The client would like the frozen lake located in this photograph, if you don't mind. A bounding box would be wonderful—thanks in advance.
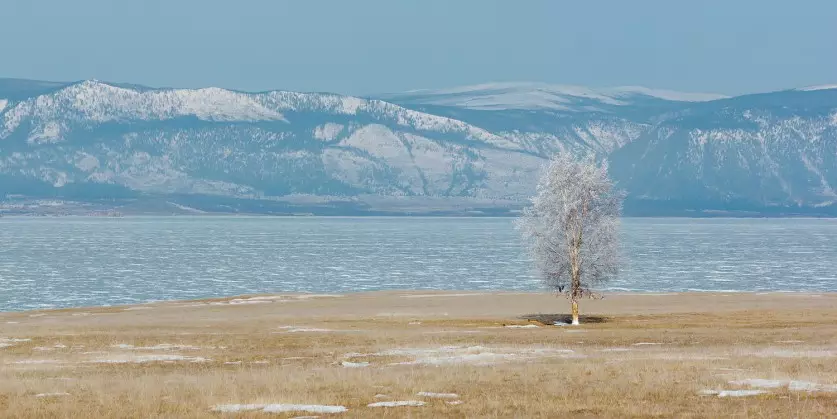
[1,216,836,311]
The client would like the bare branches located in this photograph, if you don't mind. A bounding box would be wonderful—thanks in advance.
[516,152,623,303]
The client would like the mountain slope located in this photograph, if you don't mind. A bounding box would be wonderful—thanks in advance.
[1,79,835,215]
[610,89,837,212]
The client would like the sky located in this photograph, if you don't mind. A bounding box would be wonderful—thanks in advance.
[2,0,836,96]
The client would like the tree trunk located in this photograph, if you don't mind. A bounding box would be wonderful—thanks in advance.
[571,300,579,325]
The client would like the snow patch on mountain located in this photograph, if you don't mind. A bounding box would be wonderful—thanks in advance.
[65,149,261,197]
[74,153,100,172]
[477,149,542,200]
[609,86,729,102]
[400,133,469,194]
[65,81,288,122]
[3,80,288,130]
[0,99,7,113]
[797,84,837,92]
[28,121,63,144]
[383,82,727,111]
[313,123,344,141]
[388,82,622,111]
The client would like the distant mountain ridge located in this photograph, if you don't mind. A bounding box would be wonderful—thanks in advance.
[376,81,729,111]
[1,78,835,216]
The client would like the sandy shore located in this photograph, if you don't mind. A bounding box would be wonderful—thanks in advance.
[1,291,836,417]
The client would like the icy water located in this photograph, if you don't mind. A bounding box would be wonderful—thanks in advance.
[1,216,836,311]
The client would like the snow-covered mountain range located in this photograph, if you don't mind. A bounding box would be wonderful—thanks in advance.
[1,78,835,215]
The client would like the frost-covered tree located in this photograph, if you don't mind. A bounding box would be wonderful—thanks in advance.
[517,153,623,325]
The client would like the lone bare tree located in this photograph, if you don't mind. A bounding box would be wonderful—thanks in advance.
[516,153,623,325]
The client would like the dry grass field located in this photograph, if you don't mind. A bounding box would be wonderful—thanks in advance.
[1,291,836,418]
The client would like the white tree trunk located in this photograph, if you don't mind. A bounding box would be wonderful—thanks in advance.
[571,300,580,325]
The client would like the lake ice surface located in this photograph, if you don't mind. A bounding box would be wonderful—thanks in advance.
[1,216,835,311]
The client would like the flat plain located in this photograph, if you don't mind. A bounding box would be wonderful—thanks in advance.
[1,292,836,418]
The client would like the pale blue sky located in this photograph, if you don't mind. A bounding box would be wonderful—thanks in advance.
[2,0,835,95]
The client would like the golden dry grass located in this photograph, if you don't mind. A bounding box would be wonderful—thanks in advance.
[1,291,836,418]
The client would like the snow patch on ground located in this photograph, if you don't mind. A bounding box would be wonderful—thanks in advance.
[699,389,767,397]
[392,352,513,366]
[211,404,347,414]
[341,361,370,368]
[651,354,729,361]
[212,404,264,412]
[375,312,428,317]
[416,392,459,399]
[375,345,577,366]
[34,392,70,398]
[1,337,31,349]
[279,326,334,333]
[447,400,464,405]
[12,359,62,365]
[368,401,426,407]
[632,342,664,346]
[748,348,836,358]
[87,354,209,363]
[263,405,347,414]
[731,378,837,392]
[197,294,340,306]
[199,294,343,306]
[504,324,539,329]
[111,343,200,351]
[293,294,344,300]
[243,296,288,301]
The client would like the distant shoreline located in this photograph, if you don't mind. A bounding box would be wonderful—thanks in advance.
[5,290,834,315]
[3,213,837,219]
[2,195,837,218]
